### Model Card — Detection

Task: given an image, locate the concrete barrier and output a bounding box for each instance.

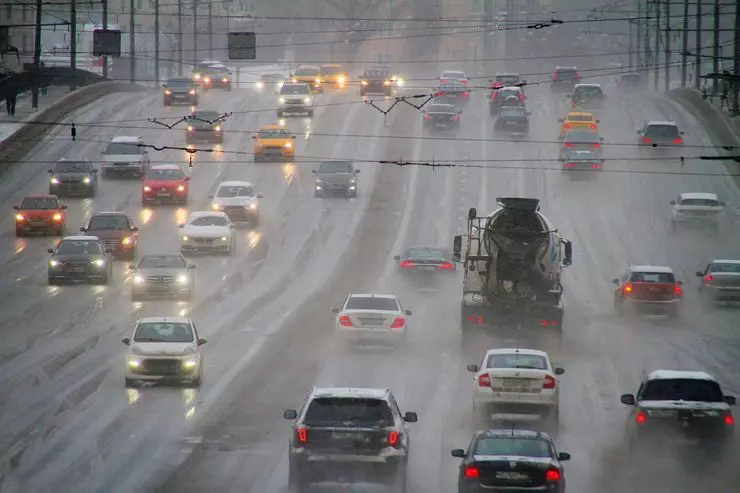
[0,81,146,175]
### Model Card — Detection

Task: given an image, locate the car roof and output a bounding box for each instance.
[574,83,602,89]
[496,73,519,76]
[556,66,578,70]
[259,124,289,131]
[477,429,551,440]
[296,64,319,70]
[566,111,595,117]
[218,180,254,188]
[138,316,192,324]
[188,210,229,219]
[348,293,398,300]
[484,348,549,358]
[406,245,447,251]
[442,70,466,74]
[679,192,718,200]
[321,63,341,67]
[646,120,678,126]
[62,235,101,241]
[500,86,522,91]
[110,136,141,143]
[282,82,309,88]
[23,193,58,199]
[645,370,716,382]
[91,211,129,216]
[712,259,740,264]
[629,265,674,273]
[429,104,456,111]
[150,164,183,171]
[312,387,389,399]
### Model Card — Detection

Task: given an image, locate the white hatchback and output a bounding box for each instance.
[332,294,411,342]
[179,211,235,255]
[670,192,725,231]
[467,348,564,425]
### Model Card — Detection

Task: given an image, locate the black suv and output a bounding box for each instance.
[360,67,393,96]
[637,121,684,147]
[163,77,199,106]
[283,387,418,492]
[452,429,570,493]
[313,160,360,198]
[186,110,224,144]
[48,159,98,197]
[551,66,580,92]
[495,105,530,134]
[47,236,113,285]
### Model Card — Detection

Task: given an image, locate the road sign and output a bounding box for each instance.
[93,29,121,57]
[228,32,256,60]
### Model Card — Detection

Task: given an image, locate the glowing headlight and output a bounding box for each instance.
[222,78,228,82]
[182,235,189,241]
[361,80,368,85]
[15,214,24,221]
[338,75,346,83]
[187,125,193,131]
[279,97,286,104]
[52,213,63,221]
[211,203,220,210]
[143,186,151,192]
[292,78,298,83]
[188,89,196,95]
[49,260,60,267]
[83,176,91,184]
[183,360,198,368]
[133,275,144,284]
[128,359,140,367]
[177,274,189,285]
[165,89,172,95]
[284,142,292,148]
[121,236,132,245]
[256,81,264,88]
[92,259,105,267]
[194,73,201,80]
[304,97,311,104]
[220,236,228,241]
[204,77,211,83]
[177,185,185,191]
[248,203,257,210]
[50,177,60,184]
[315,78,321,83]
[350,178,356,184]
[214,125,221,131]
[396,79,405,86]
[384,80,391,86]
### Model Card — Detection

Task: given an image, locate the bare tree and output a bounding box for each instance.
[322,0,387,20]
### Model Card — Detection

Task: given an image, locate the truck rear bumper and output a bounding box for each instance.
[461,302,563,329]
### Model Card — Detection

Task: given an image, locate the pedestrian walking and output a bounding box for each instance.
[5,80,17,116]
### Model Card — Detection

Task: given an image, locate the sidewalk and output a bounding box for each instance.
[0,86,71,143]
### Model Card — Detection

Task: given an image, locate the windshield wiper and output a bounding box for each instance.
[134,337,167,342]
[514,365,540,369]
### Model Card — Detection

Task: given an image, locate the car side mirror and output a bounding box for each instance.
[403,411,418,423]
[724,395,736,405]
[284,409,298,420]
[12,205,18,210]
[565,94,571,99]
[680,131,685,135]
[311,170,317,174]
[188,264,196,269]
[636,130,641,134]
[670,200,676,205]
[451,449,466,458]
[466,364,479,373]
[47,248,54,254]
[132,226,138,232]
[92,169,98,173]
[178,224,184,228]
[719,201,726,207]
[257,193,264,198]
[551,367,564,376]
[393,255,401,262]
[184,176,191,181]
[612,278,620,285]
[197,337,207,345]
[563,240,572,265]
[207,193,214,198]
[354,169,361,174]
[60,205,68,210]
[80,227,87,232]
[47,169,53,173]
[404,309,412,316]
[121,337,131,345]
[526,111,532,115]
[128,264,136,269]
[695,271,704,277]
[558,157,564,162]
[596,119,601,123]
[677,280,684,285]
[331,306,340,313]
[620,393,636,405]
[557,452,571,461]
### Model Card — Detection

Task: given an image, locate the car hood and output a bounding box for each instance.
[85,229,129,239]
[19,209,57,218]
[255,138,291,146]
[52,254,104,262]
[145,179,184,188]
[102,154,144,163]
[137,267,188,277]
[52,172,92,179]
[212,196,257,206]
[130,342,196,356]
[316,172,355,183]
[181,225,230,237]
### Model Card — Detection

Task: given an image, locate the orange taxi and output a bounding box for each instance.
[13,194,67,236]
[320,64,348,90]
[252,124,296,162]
[558,111,599,139]
[291,65,323,93]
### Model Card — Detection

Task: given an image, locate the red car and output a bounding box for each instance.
[13,194,67,236]
[141,164,190,205]
[613,265,683,318]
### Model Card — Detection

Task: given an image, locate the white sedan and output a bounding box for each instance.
[440,70,468,85]
[178,211,235,255]
[670,192,725,233]
[332,294,411,343]
[208,180,263,226]
[467,348,564,426]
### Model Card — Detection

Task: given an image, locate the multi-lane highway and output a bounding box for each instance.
[1,2,739,493]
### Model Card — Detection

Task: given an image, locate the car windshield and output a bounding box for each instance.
[189,215,229,227]
[321,66,342,75]
[486,353,548,370]
[474,437,552,458]
[364,70,389,79]
[567,114,594,122]
[194,63,217,72]
[138,255,186,269]
[88,215,130,230]
[147,169,183,180]
[679,198,718,206]
[497,75,520,85]
[346,296,399,311]
[556,69,578,79]
[318,161,353,173]
[564,131,598,142]
[281,85,309,95]
[646,125,679,138]
[711,263,740,273]
[133,322,194,343]
[640,378,724,402]
[629,272,676,283]
[53,161,90,173]
[294,67,319,76]
[167,79,193,88]
[258,129,289,138]
[56,240,103,255]
[216,185,253,197]
[428,105,456,114]
[191,112,220,122]
[20,197,58,209]
[303,398,394,426]
[406,248,446,259]
[105,142,141,155]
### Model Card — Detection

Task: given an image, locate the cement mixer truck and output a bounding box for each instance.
[453,198,573,329]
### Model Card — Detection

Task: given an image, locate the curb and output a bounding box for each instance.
[0,81,147,175]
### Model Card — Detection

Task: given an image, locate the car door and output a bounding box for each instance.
[388,393,410,450]
[126,215,139,244]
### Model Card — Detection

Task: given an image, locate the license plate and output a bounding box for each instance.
[358,318,384,326]
[70,267,84,273]
[502,378,529,387]
[434,123,447,127]
[419,265,436,271]
[158,192,171,196]
[495,471,529,480]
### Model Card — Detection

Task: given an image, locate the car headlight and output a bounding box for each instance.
[361,80,368,86]
[384,80,391,86]
[304,97,311,104]
[188,89,196,95]
[248,203,257,210]
[194,73,201,80]
[211,203,220,210]
[52,213,63,221]
[165,89,172,95]
[221,236,228,241]
[83,176,91,184]
[121,236,132,245]
[279,97,286,104]
[214,125,221,131]
[183,359,198,368]
[49,260,59,267]
[284,142,292,148]
[315,78,321,83]
[15,214,24,221]
[182,235,189,241]
[177,274,189,285]
[50,177,59,184]
[187,125,193,131]
[177,185,185,191]
[256,81,264,88]
[222,78,228,82]
[133,275,144,284]
[143,186,151,192]
[204,77,211,83]
[350,178,356,184]
[128,359,141,367]
[92,259,105,267]
[338,75,346,83]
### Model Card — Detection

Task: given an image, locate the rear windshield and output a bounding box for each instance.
[711,263,740,273]
[304,397,393,426]
[496,75,520,85]
[56,239,102,255]
[474,437,551,457]
[567,114,594,122]
[640,378,723,402]
[105,142,142,155]
[138,255,186,269]
[428,105,456,114]
[439,85,465,93]
[321,66,342,75]
[53,161,91,173]
[281,84,309,95]
[629,272,675,283]
[318,161,354,173]
[20,197,58,209]
[346,296,399,311]
[294,67,319,76]
[147,168,183,180]
[442,71,465,79]
[88,214,129,230]
[564,131,598,142]
[486,353,548,370]
[134,322,194,343]
[500,107,526,116]
[405,248,446,259]
[646,125,679,138]
[679,198,718,206]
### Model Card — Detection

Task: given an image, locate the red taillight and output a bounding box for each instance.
[466,315,484,324]
[451,115,460,121]
[540,319,558,327]
[674,284,682,296]
[390,317,405,329]
[440,79,447,84]
[591,162,601,169]
[388,431,399,445]
[297,427,307,443]
[575,71,581,79]
[564,142,573,147]
[543,375,556,389]
[491,92,498,101]
[563,123,572,129]
[705,274,713,282]
[545,468,561,481]
[623,283,633,294]
[636,410,646,424]
[564,162,575,168]
[552,71,557,80]
[437,262,454,269]
[589,123,597,129]
[478,373,491,387]
[725,413,734,425]
[339,315,353,327]
[593,143,601,149]
[672,137,683,144]
[423,114,432,120]
[464,466,479,478]
[642,136,651,144]
[400,260,414,268]
[518,93,523,101]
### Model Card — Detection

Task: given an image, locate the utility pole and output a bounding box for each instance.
[734,2,740,114]
[712,0,719,95]
[680,0,688,87]
[636,0,642,71]
[629,20,634,69]
[664,0,671,92]
[154,0,159,85]
[654,0,661,91]
[71,0,77,91]
[208,0,213,58]
[178,0,183,75]
[32,0,41,109]
[129,0,135,83]
[695,0,701,88]
[103,0,108,78]
[193,0,198,66]
[644,0,651,77]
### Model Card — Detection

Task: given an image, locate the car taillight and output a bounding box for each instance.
[540,319,558,327]
[388,431,399,445]
[725,413,734,425]
[390,317,405,329]
[545,468,561,481]
[543,375,556,389]
[339,315,353,327]
[518,93,523,101]
[423,114,432,120]
[462,91,469,98]
[437,262,454,269]
[552,71,558,80]
[564,142,573,147]
[642,136,651,144]
[705,274,713,282]
[478,373,491,387]
[464,466,479,478]
[466,315,484,324]
[296,427,307,443]
[623,283,633,294]
[636,410,646,424]
[440,79,447,84]
[491,92,498,101]
[593,143,601,149]
[400,260,414,268]
[564,162,575,168]
[674,284,682,296]
[451,115,460,121]
[591,162,601,169]
[563,123,572,129]
[575,71,581,79]
[589,123,597,129]
[673,137,683,144]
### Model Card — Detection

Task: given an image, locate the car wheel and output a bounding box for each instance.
[48,275,57,285]
[391,464,408,493]
[307,110,314,118]
[15,227,23,237]
[97,274,109,285]
[277,110,283,118]
[125,377,137,388]
[55,226,64,236]
[288,464,307,493]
